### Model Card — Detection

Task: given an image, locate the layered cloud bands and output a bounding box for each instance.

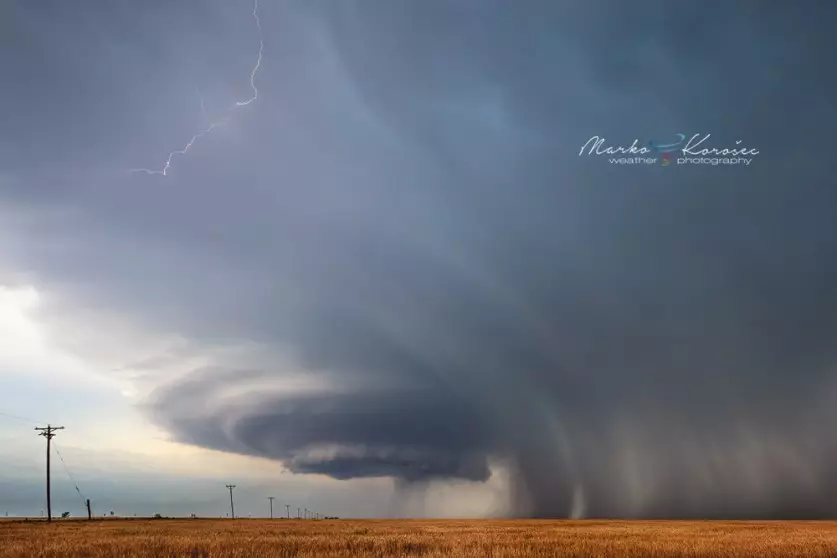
[148,367,493,483]
[2,0,837,517]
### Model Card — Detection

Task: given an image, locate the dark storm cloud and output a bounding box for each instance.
[2,0,837,518]
[146,366,492,482]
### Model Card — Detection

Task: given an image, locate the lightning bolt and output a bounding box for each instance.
[129,0,263,177]
[128,119,229,177]
[234,0,263,107]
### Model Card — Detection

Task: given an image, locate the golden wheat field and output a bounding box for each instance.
[2,518,837,557]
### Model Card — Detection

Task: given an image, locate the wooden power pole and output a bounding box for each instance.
[34,425,64,522]
[226,485,236,519]
[86,499,92,520]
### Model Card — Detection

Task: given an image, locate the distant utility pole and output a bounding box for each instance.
[34,425,64,522]
[285,504,290,519]
[297,507,300,519]
[305,508,308,519]
[226,485,236,519]
[86,499,92,521]
[267,497,275,519]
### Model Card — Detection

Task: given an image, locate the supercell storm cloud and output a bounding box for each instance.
[2,0,837,518]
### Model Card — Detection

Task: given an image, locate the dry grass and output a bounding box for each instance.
[2,518,837,557]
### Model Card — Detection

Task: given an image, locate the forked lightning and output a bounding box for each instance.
[129,0,263,177]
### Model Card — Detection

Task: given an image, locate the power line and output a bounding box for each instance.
[0,411,50,426]
[52,440,87,507]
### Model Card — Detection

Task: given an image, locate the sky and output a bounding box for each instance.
[0,0,836,519]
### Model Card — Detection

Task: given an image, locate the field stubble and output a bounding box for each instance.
[2,518,837,557]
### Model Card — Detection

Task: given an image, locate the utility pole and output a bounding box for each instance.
[86,499,92,520]
[226,485,236,519]
[285,504,290,519]
[305,508,308,519]
[35,425,64,522]
[297,507,300,519]
[267,496,274,519]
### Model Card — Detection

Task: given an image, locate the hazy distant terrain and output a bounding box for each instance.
[3,519,837,557]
